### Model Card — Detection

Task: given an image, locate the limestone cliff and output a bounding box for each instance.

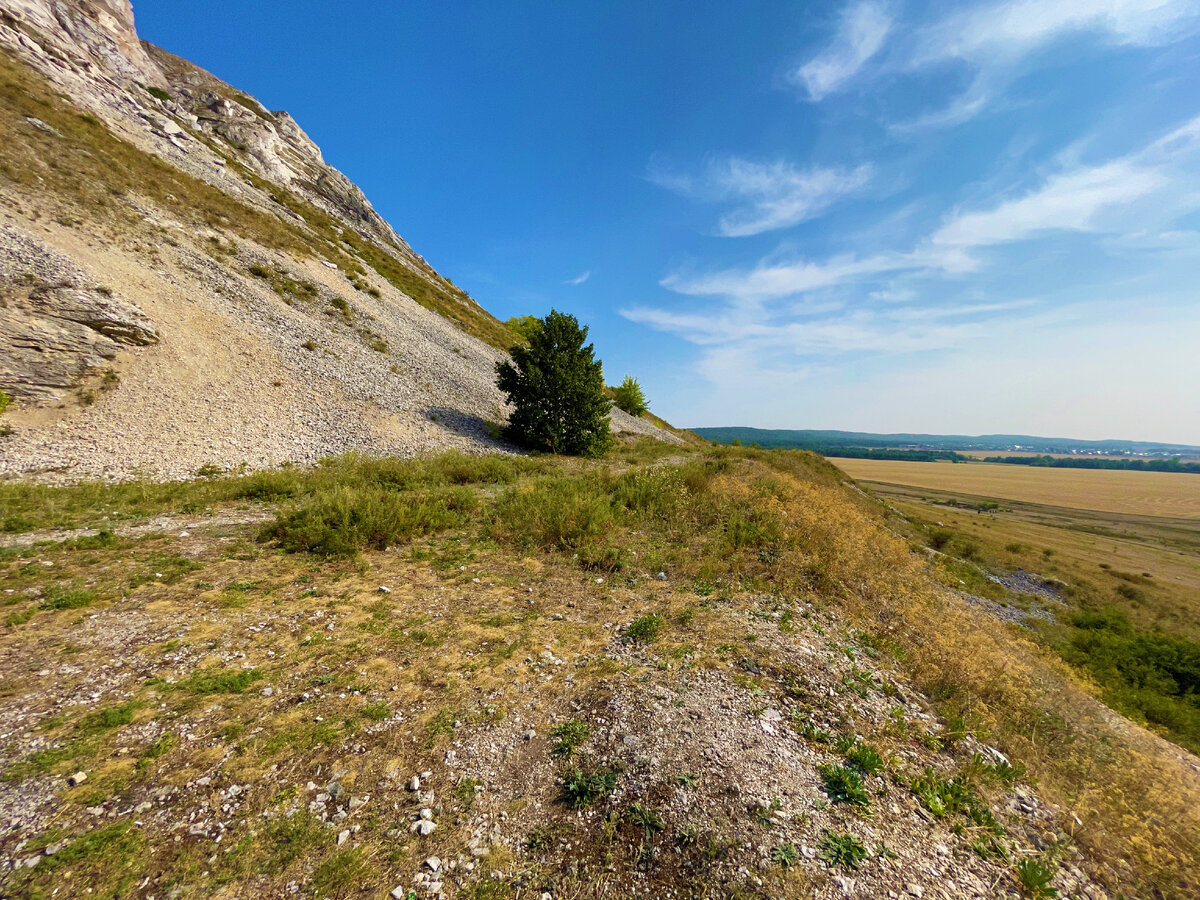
[0,1,681,480]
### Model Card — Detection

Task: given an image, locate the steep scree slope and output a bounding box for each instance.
[0,1,678,481]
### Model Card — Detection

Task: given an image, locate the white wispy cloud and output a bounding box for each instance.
[649,157,872,236]
[932,113,1200,249]
[931,161,1167,248]
[564,270,591,285]
[900,0,1200,127]
[656,113,1200,305]
[921,0,1200,65]
[792,1,893,100]
[659,246,976,303]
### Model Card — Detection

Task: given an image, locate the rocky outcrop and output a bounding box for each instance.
[0,228,157,401]
[0,0,162,83]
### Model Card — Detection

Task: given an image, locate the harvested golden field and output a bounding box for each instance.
[831,458,1200,518]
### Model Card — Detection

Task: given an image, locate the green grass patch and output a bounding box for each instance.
[181,668,262,695]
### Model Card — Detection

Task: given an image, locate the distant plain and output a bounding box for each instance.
[830,457,1200,519]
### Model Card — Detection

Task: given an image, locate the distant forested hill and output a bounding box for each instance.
[691,427,1200,458]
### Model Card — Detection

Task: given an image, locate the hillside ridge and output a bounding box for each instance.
[0,0,679,481]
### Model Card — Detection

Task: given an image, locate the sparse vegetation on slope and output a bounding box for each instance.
[0,443,1197,898]
[0,48,514,352]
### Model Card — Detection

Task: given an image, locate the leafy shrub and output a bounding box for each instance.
[496,309,614,457]
[1061,608,1200,752]
[0,389,10,415]
[927,528,953,550]
[505,314,541,342]
[611,374,649,416]
[490,475,614,551]
[260,486,468,556]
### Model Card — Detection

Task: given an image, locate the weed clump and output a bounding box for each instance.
[819,764,871,807]
[550,718,590,758]
[820,830,867,870]
[561,763,619,809]
[627,613,665,644]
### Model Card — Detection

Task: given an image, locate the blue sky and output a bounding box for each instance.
[136,1,1200,442]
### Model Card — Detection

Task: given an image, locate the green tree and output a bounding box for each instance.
[496,310,614,456]
[611,375,648,417]
[505,315,542,343]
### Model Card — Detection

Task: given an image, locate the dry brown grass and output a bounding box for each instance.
[2,448,1198,897]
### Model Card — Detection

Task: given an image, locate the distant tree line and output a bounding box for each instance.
[983,455,1200,475]
[824,448,969,463]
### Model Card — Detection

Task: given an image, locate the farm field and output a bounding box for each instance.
[836,455,1200,762]
[831,457,1200,518]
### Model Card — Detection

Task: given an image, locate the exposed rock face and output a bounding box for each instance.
[0,0,160,83]
[0,227,157,401]
[0,286,157,400]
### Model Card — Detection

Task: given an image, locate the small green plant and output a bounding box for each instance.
[820,830,867,870]
[525,825,556,852]
[627,613,664,644]
[754,797,782,826]
[1014,856,1059,898]
[362,700,390,721]
[819,764,871,807]
[795,714,832,743]
[845,741,886,775]
[561,763,619,809]
[0,389,11,415]
[770,843,799,867]
[145,85,172,102]
[627,803,664,834]
[550,718,590,758]
[454,777,480,811]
